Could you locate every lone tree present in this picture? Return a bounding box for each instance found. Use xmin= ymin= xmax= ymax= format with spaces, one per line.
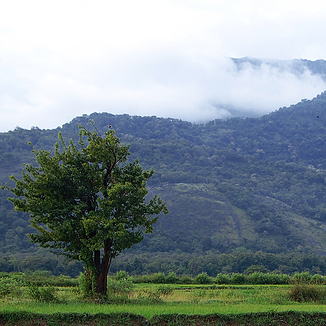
xmin=3 ymin=125 xmax=168 ymax=297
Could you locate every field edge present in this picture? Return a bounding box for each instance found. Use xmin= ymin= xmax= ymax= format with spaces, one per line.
xmin=2 ymin=311 xmax=326 ymax=326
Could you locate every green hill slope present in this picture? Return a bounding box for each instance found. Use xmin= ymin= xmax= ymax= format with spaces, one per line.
xmin=2 ymin=92 xmax=326 ymax=274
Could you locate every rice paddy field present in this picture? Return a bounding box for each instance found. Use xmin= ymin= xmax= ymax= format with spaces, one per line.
xmin=0 ymin=276 xmax=326 ymax=326
xmin=2 ymin=283 xmax=326 ymax=325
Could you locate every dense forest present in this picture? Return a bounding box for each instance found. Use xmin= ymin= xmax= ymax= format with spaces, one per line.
xmin=2 ymin=91 xmax=326 ymax=276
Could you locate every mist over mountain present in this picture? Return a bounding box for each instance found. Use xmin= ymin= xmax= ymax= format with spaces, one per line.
xmin=232 ymin=57 xmax=326 ymax=82
xmin=214 ymin=57 xmax=326 ymax=118
xmin=2 ymin=57 xmax=326 ymax=132
xmin=2 ymin=91 xmax=326 ymax=275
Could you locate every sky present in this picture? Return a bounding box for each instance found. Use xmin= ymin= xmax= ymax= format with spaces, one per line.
xmin=1 ymin=0 xmax=326 ymax=132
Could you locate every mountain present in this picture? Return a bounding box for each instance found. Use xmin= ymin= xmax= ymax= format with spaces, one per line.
xmin=2 ymin=91 xmax=326 ymax=275
xmin=232 ymin=57 xmax=326 ymax=81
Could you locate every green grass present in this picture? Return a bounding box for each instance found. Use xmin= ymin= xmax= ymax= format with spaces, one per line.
xmin=2 ymin=284 xmax=326 ymax=319
xmin=2 ymin=301 xmax=326 ymax=319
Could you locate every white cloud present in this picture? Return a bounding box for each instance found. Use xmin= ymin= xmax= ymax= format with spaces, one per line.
xmin=1 ymin=0 xmax=326 ymax=131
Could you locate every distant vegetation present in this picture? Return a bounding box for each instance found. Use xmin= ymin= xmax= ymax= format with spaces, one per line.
xmin=2 ymin=92 xmax=326 ymax=274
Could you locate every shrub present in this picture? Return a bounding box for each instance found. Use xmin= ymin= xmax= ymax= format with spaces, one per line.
xmin=245 ymin=272 xmax=290 ymax=285
xmin=27 ymin=285 xmax=58 ymax=302
xmin=131 ymin=274 xmax=151 ymax=283
xmin=230 ymin=273 xmax=245 ymax=284
xmin=138 ymin=285 xmax=173 ymax=304
xmin=57 ymin=274 xmax=77 ymax=287
xmin=24 ymin=270 xmax=52 ymax=286
xmin=113 ymin=270 xmax=132 ymax=281
xmin=292 ymin=272 xmax=312 ymax=284
xmin=268 ymin=273 xmax=291 ymax=285
xmin=215 ymin=273 xmax=230 ymax=284
xmin=107 ymin=271 xmax=134 ymax=303
xmin=77 ymin=272 xmax=94 ymax=298
xmin=311 ymin=274 xmax=324 ymax=284
xmin=0 ymin=278 xmax=22 ymax=298
xmin=138 ymin=289 xmax=163 ymax=304
xmin=156 ymin=285 xmax=173 ymax=296
xmin=150 ymin=272 xmax=166 ymax=284
xmin=0 ymin=272 xmax=11 ymax=278
xmin=179 ymin=275 xmax=193 ymax=284
xmin=246 ymin=272 xmax=268 ymax=284
xmin=166 ymin=272 xmax=180 ymax=284
xmin=191 ymin=289 xmax=207 ymax=303
xmin=195 ymin=272 xmax=212 ymax=284
xmin=288 ymin=284 xmax=326 ymax=303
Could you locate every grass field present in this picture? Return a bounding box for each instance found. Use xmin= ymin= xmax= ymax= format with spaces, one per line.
xmin=1 ymin=284 xmax=326 ymax=319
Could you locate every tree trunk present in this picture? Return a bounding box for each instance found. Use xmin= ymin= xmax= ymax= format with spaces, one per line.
xmin=94 ymin=240 xmax=113 ymax=296
xmin=96 ymin=264 xmax=110 ymax=295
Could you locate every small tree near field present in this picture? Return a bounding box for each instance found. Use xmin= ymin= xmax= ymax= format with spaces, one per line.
xmin=2 ymin=125 xmax=168 ymax=298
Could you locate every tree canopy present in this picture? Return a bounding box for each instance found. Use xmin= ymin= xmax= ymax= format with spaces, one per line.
xmin=3 ymin=125 xmax=168 ymax=296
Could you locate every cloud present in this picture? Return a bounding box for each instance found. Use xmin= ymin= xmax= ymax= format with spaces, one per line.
xmin=2 ymin=54 xmax=325 ymax=131
xmin=1 ymin=0 xmax=326 ymax=131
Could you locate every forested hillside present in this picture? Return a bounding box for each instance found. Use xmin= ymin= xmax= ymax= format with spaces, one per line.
xmin=2 ymin=91 xmax=326 ymax=276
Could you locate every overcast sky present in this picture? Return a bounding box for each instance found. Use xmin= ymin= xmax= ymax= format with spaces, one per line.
xmin=1 ymin=0 xmax=326 ymax=132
